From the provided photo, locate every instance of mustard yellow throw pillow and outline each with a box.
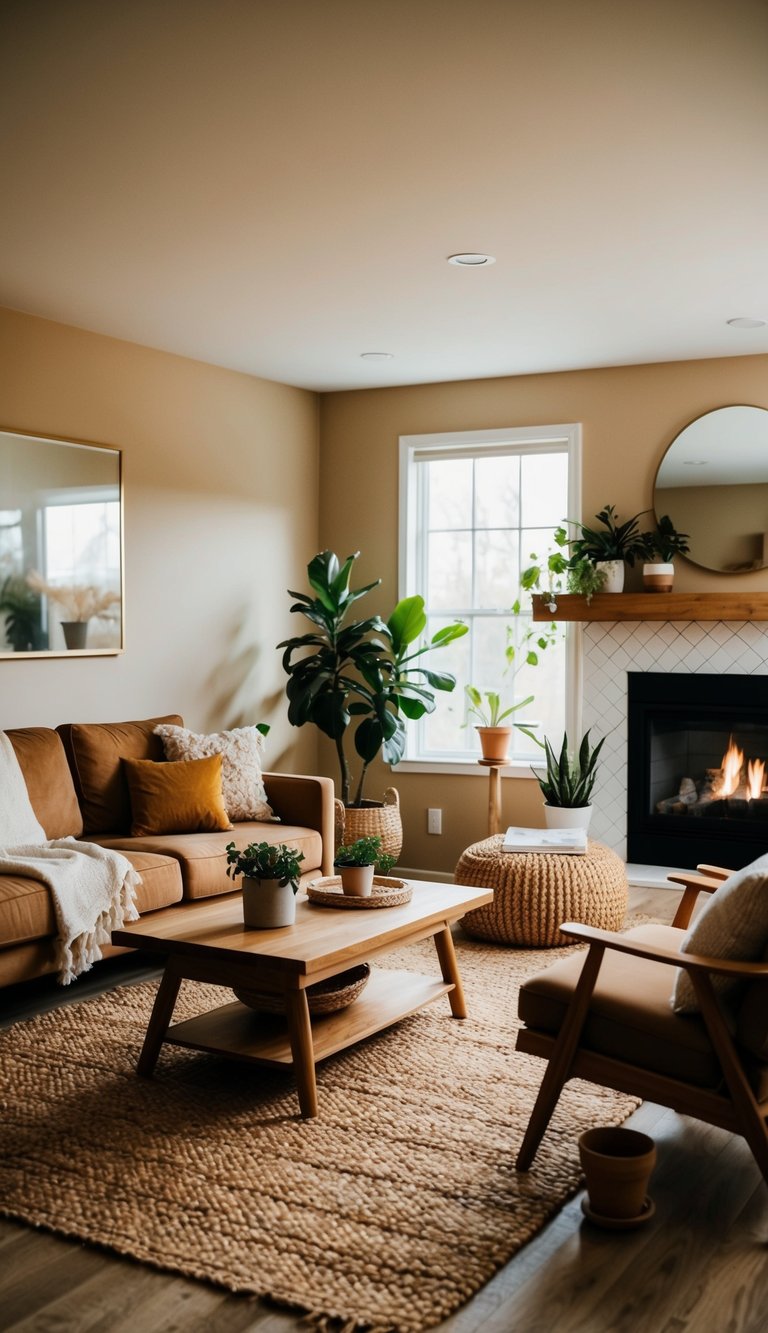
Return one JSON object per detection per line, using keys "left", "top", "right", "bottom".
{"left": 122, "top": 754, "right": 232, "bottom": 836}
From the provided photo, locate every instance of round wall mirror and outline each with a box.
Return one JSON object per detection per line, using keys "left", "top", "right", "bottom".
{"left": 654, "top": 405, "right": 768, "bottom": 574}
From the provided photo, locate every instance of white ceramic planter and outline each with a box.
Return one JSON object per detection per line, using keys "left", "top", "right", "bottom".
{"left": 642, "top": 561, "right": 674, "bottom": 593}
{"left": 543, "top": 804, "right": 593, "bottom": 833}
{"left": 242, "top": 877, "right": 296, "bottom": 928}
{"left": 595, "top": 559, "right": 624, "bottom": 593}
{"left": 336, "top": 863, "right": 375, "bottom": 897}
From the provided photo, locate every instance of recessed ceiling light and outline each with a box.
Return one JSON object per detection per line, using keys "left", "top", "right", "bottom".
{"left": 727, "top": 317, "right": 766, "bottom": 329}
{"left": 683, "top": 460, "right": 708, "bottom": 466}
{"left": 447, "top": 253, "right": 496, "bottom": 266}
{"left": 360, "top": 351, "right": 394, "bottom": 361}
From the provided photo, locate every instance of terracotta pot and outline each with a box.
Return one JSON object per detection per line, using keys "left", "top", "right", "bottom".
{"left": 595, "top": 559, "right": 625, "bottom": 593}
{"left": 643, "top": 561, "right": 674, "bottom": 593}
{"left": 578, "top": 1126, "right": 657, "bottom": 1221}
{"left": 544, "top": 803, "right": 592, "bottom": 833}
{"left": 476, "top": 726, "right": 513, "bottom": 764}
{"left": 334, "top": 787, "right": 402, "bottom": 860}
{"left": 335, "top": 862, "right": 375, "bottom": 897}
{"left": 241, "top": 877, "right": 296, "bottom": 928}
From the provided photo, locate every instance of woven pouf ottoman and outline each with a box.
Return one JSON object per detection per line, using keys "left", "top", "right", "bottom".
{"left": 455, "top": 835, "right": 628, "bottom": 947}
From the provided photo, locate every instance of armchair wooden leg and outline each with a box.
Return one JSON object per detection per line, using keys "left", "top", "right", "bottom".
{"left": 516, "top": 944, "right": 605, "bottom": 1172}
{"left": 691, "top": 973, "right": 768, "bottom": 1188}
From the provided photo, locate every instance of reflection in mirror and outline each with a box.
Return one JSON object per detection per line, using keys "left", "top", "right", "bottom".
{"left": 0, "top": 429, "right": 123, "bottom": 656}
{"left": 654, "top": 406, "right": 768, "bottom": 574}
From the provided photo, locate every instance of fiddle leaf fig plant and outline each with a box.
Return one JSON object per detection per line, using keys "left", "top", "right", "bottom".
{"left": 279, "top": 550, "right": 467, "bottom": 807}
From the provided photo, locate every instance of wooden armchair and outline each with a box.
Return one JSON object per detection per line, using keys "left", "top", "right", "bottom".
{"left": 515, "top": 865, "right": 768, "bottom": 1187}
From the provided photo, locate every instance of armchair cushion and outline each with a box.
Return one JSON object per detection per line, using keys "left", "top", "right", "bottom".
{"left": 519, "top": 924, "right": 722, "bottom": 1087}
{"left": 672, "top": 852, "right": 768, "bottom": 1013}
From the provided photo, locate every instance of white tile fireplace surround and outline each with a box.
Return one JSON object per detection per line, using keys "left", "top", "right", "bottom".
{"left": 581, "top": 619, "right": 768, "bottom": 862}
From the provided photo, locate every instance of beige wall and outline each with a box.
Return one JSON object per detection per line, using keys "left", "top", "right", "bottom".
{"left": 0, "top": 307, "right": 319, "bottom": 775}
{"left": 319, "top": 353, "right": 768, "bottom": 874}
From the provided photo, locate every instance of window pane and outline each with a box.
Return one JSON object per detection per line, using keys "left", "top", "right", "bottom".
{"left": 427, "top": 530, "right": 471, "bottom": 610}
{"left": 472, "top": 616, "right": 512, "bottom": 693}
{"left": 427, "top": 458, "right": 473, "bottom": 530}
{"left": 512, "top": 620, "right": 566, "bottom": 757}
{"left": 475, "top": 530, "right": 519, "bottom": 609}
{"left": 421, "top": 615, "right": 472, "bottom": 753}
{"left": 474, "top": 455, "right": 520, "bottom": 528}
{"left": 520, "top": 452, "right": 568, "bottom": 528}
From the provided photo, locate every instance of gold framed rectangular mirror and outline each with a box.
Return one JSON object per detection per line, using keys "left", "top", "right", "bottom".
{"left": 0, "top": 427, "right": 123, "bottom": 657}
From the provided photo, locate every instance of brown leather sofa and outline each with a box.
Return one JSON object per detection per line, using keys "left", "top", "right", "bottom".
{"left": 1, "top": 716, "right": 334, "bottom": 988}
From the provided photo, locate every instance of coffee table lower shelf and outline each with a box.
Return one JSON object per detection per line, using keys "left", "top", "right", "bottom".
{"left": 165, "top": 968, "right": 451, "bottom": 1067}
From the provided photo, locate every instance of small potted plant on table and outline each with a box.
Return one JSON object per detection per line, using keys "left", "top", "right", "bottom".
{"left": 532, "top": 729, "right": 605, "bottom": 832}
{"left": 225, "top": 840, "right": 305, "bottom": 928}
{"left": 334, "top": 835, "right": 395, "bottom": 898}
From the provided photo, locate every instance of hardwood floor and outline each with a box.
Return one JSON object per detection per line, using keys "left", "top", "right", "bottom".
{"left": 2, "top": 885, "right": 767, "bottom": 1333}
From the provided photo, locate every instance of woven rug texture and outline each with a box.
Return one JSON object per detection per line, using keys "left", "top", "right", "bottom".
{"left": 0, "top": 934, "right": 641, "bottom": 1332}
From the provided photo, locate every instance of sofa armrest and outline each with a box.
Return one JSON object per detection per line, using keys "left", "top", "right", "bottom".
{"left": 262, "top": 772, "right": 335, "bottom": 876}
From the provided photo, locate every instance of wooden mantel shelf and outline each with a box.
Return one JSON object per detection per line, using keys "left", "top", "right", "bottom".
{"left": 531, "top": 592, "right": 768, "bottom": 622}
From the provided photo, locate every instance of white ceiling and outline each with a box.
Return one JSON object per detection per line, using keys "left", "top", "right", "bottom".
{"left": 1, "top": 0, "right": 767, "bottom": 393}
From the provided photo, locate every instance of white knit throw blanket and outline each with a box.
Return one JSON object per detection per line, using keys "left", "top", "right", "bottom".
{"left": 0, "top": 733, "right": 140, "bottom": 984}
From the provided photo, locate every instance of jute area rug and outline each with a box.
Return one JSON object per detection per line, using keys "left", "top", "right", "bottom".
{"left": 0, "top": 933, "right": 640, "bottom": 1333}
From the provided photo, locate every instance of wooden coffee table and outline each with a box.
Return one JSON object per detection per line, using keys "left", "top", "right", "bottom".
{"left": 112, "top": 879, "right": 493, "bottom": 1117}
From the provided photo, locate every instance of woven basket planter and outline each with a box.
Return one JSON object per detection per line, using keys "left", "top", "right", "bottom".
{"left": 334, "top": 787, "right": 403, "bottom": 860}
{"left": 234, "top": 963, "right": 371, "bottom": 1016}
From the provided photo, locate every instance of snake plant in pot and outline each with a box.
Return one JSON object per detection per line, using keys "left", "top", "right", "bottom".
{"left": 532, "top": 729, "right": 605, "bottom": 833}
{"left": 278, "top": 551, "right": 467, "bottom": 857}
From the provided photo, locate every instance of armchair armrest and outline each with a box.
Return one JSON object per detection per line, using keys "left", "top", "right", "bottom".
{"left": 666, "top": 871, "right": 725, "bottom": 930}
{"left": 262, "top": 773, "right": 336, "bottom": 876}
{"left": 696, "top": 864, "right": 733, "bottom": 881}
{"left": 559, "top": 921, "right": 768, "bottom": 981}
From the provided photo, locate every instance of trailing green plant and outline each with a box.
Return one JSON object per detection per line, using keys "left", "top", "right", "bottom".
{"left": 463, "top": 686, "right": 539, "bottom": 745}
{"left": 278, "top": 550, "right": 467, "bottom": 807}
{"left": 532, "top": 729, "right": 606, "bottom": 808}
{"left": 0, "top": 575, "right": 46, "bottom": 652}
{"left": 638, "top": 514, "right": 690, "bottom": 563}
{"left": 568, "top": 505, "right": 649, "bottom": 567}
{"left": 333, "top": 834, "right": 396, "bottom": 872}
{"left": 224, "top": 841, "right": 305, "bottom": 891}
{"left": 566, "top": 556, "right": 608, "bottom": 602}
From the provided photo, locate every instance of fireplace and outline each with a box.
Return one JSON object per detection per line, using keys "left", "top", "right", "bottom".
{"left": 627, "top": 672, "right": 768, "bottom": 869}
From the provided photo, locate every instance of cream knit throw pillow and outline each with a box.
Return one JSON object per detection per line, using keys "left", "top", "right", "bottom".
{"left": 154, "top": 725, "right": 273, "bottom": 822}
{"left": 671, "top": 852, "right": 768, "bottom": 1013}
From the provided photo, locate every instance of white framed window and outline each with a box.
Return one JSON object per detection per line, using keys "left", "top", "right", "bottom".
{"left": 397, "top": 423, "right": 582, "bottom": 774}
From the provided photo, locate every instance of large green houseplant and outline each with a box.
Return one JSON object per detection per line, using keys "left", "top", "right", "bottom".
{"left": 278, "top": 551, "right": 467, "bottom": 825}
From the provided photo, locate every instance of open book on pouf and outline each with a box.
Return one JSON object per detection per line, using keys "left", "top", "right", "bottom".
{"left": 501, "top": 826, "right": 588, "bottom": 855}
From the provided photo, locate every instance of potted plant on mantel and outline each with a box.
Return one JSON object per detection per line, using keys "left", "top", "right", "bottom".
{"left": 567, "top": 505, "right": 649, "bottom": 593}
{"left": 334, "top": 835, "right": 396, "bottom": 898}
{"left": 532, "top": 729, "right": 605, "bottom": 832}
{"left": 225, "top": 840, "right": 305, "bottom": 928}
{"left": 638, "top": 515, "right": 690, "bottom": 593}
{"left": 279, "top": 550, "right": 467, "bottom": 858}
{"left": 464, "top": 686, "right": 539, "bottom": 764}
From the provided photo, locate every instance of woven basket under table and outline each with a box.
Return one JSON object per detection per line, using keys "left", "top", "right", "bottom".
{"left": 455, "top": 835, "right": 628, "bottom": 947}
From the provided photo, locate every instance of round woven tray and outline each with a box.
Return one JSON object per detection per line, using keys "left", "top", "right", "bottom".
{"left": 306, "top": 875, "right": 413, "bottom": 909}
{"left": 234, "top": 963, "right": 371, "bottom": 1016}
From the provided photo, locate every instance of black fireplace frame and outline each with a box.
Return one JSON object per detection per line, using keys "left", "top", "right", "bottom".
{"left": 627, "top": 671, "right": 768, "bottom": 869}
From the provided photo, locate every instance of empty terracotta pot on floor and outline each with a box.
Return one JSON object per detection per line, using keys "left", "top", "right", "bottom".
{"left": 578, "top": 1126, "right": 657, "bottom": 1222}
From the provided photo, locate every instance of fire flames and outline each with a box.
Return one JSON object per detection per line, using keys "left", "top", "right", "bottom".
{"left": 717, "top": 737, "right": 765, "bottom": 800}
{"left": 747, "top": 758, "right": 766, "bottom": 801}
{"left": 720, "top": 737, "right": 744, "bottom": 798}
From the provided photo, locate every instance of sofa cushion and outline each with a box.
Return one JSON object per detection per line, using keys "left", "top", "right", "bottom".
{"left": 154, "top": 723, "right": 273, "bottom": 821}
{"left": 0, "top": 850, "right": 182, "bottom": 947}
{"left": 518, "top": 924, "right": 722, "bottom": 1088}
{"left": 57, "top": 715, "right": 183, "bottom": 834}
{"left": 6, "top": 728, "right": 83, "bottom": 838}
{"left": 672, "top": 852, "right": 768, "bottom": 1013}
{"left": 94, "top": 822, "right": 323, "bottom": 900}
{"left": 123, "top": 754, "right": 232, "bottom": 836}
